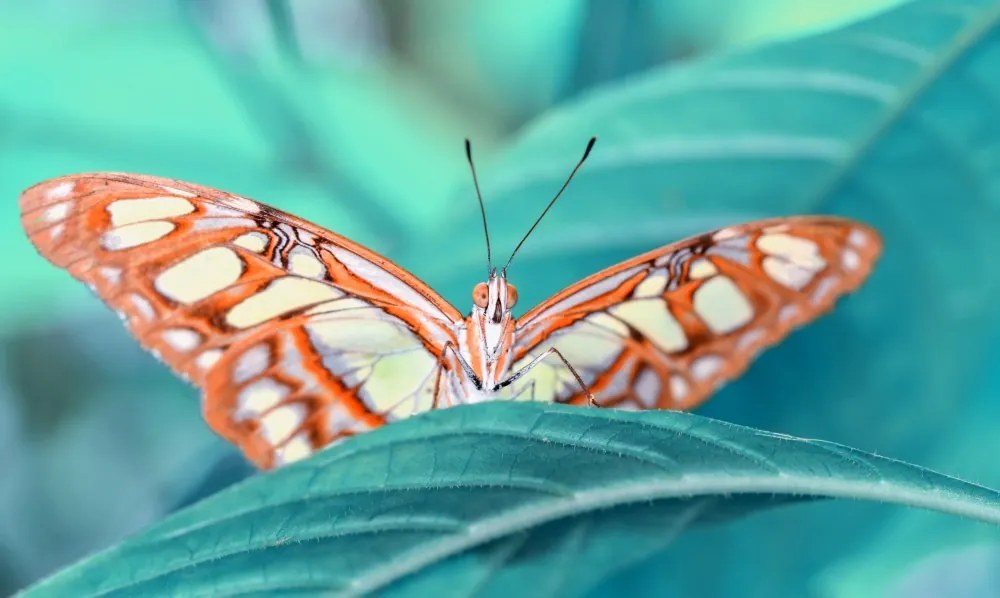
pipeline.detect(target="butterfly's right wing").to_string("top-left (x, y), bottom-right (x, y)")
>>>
top-left (20, 173), bottom-right (466, 468)
top-left (511, 217), bottom-right (882, 410)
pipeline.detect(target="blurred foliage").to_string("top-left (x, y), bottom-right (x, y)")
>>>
top-left (4, 0), bottom-right (1000, 596)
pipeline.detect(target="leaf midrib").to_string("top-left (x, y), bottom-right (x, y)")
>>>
top-left (54, 471), bottom-right (1000, 598)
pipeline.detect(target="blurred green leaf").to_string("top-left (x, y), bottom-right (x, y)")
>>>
top-left (0, 317), bottom-right (239, 592)
top-left (0, 364), bottom-right (228, 593)
top-left (180, 0), bottom-right (480, 233)
top-left (21, 403), bottom-right (1000, 597)
top-left (443, 0), bottom-right (1000, 308)
top-left (884, 543), bottom-right (1000, 597)
top-left (390, 0), bottom-right (907, 130)
top-left (713, 0), bottom-right (911, 48)
top-left (393, 0), bottom-right (588, 128)
top-left (0, 3), bottom-right (476, 323)
top-left (814, 332), bottom-right (1000, 598)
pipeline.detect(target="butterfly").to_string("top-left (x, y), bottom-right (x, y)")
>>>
top-left (19, 138), bottom-right (881, 469)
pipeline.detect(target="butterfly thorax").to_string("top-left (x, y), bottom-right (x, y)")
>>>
top-left (457, 270), bottom-right (519, 396)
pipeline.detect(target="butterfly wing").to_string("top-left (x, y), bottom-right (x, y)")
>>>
top-left (511, 217), bottom-right (881, 409)
top-left (20, 173), bottom-right (465, 468)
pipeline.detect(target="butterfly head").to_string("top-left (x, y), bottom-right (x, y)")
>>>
top-left (463, 135), bottom-right (592, 345)
top-left (473, 268), bottom-right (518, 325)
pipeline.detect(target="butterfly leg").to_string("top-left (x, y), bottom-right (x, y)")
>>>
top-left (511, 379), bottom-right (537, 402)
top-left (496, 347), bottom-right (596, 406)
top-left (432, 341), bottom-right (481, 407)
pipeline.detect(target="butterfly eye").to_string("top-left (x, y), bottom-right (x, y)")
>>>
top-left (506, 283), bottom-right (518, 307)
top-left (473, 282), bottom-right (489, 308)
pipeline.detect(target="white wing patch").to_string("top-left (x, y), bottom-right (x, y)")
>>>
top-left (305, 311), bottom-right (441, 419)
top-left (100, 196), bottom-right (197, 250)
top-left (233, 344), bottom-right (271, 383)
top-left (259, 403), bottom-right (306, 444)
top-left (633, 269), bottom-right (668, 297)
top-left (43, 201), bottom-right (71, 223)
top-left (226, 277), bottom-right (343, 329)
top-left (275, 433), bottom-right (314, 466)
top-left (610, 299), bottom-right (687, 353)
top-left (236, 378), bottom-right (288, 420)
top-left (161, 327), bottom-right (201, 352)
top-left (693, 276), bottom-right (754, 334)
top-left (688, 259), bottom-right (718, 279)
top-left (288, 247), bottom-right (328, 278)
top-left (196, 349), bottom-right (224, 371)
top-left (154, 247), bottom-right (243, 304)
top-left (101, 221), bottom-right (176, 250)
top-left (233, 231), bottom-right (269, 253)
top-left (756, 232), bottom-right (826, 290)
top-left (106, 196), bottom-right (195, 226)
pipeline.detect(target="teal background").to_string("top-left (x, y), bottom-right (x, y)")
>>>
top-left (3, 1), bottom-right (1000, 596)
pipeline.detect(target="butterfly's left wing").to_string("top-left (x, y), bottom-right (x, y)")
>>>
top-left (20, 173), bottom-right (466, 468)
top-left (511, 217), bottom-right (881, 409)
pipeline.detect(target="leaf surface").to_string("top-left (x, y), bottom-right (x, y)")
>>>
top-left (22, 403), bottom-right (1000, 597)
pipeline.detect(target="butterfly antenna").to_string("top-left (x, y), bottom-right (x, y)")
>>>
top-left (465, 139), bottom-right (493, 274)
top-left (503, 136), bottom-right (596, 272)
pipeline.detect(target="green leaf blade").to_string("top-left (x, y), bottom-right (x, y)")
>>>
top-left (22, 403), bottom-right (1000, 597)
top-left (432, 0), bottom-right (1000, 321)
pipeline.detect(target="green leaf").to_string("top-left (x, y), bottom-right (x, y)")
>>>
top-left (706, 0), bottom-right (910, 49)
top-left (436, 0), bottom-right (1000, 311)
top-left (397, 0), bottom-right (588, 126)
top-left (22, 403), bottom-right (1000, 597)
